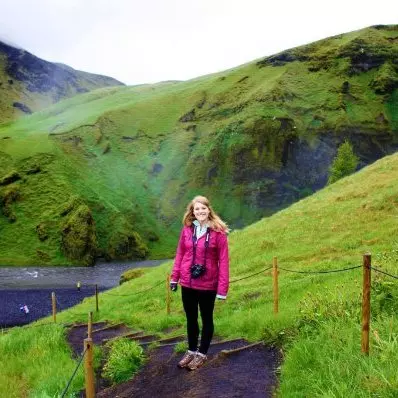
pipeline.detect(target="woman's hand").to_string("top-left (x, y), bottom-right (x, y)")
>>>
top-left (170, 282), bottom-right (178, 292)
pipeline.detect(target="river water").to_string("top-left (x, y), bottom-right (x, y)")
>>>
top-left (0, 259), bottom-right (168, 289)
top-left (0, 259), bottom-right (169, 327)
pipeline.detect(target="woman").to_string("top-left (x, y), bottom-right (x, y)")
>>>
top-left (170, 195), bottom-right (229, 370)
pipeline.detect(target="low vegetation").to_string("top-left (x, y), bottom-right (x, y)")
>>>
top-left (102, 338), bottom-right (144, 384)
top-left (119, 268), bottom-right (146, 285)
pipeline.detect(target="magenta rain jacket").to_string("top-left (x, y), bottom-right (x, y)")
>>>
top-left (171, 226), bottom-right (229, 297)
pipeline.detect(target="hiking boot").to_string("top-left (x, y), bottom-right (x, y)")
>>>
top-left (187, 352), bottom-right (207, 370)
top-left (177, 351), bottom-right (196, 368)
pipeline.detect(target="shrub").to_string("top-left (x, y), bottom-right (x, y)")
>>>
top-left (102, 338), bottom-right (144, 384)
top-left (119, 268), bottom-right (145, 285)
top-left (328, 140), bottom-right (359, 184)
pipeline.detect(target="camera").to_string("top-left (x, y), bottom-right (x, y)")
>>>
top-left (190, 263), bottom-right (205, 279)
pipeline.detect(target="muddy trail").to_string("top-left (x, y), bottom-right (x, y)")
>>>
top-left (67, 322), bottom-right (282, 397)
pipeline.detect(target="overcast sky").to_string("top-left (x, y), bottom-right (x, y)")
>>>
top-left (0, 0), bottom-right (396, 85)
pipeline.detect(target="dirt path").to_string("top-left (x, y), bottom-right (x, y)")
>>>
top-left (66, 323), bottom-right (282, 398)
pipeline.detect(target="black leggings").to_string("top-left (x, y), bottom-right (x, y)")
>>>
top-left (181, 286), bottom-right (216, 355)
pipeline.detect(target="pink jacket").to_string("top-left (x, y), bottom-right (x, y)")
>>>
top-left (171, 226), bottom-right (229, 297)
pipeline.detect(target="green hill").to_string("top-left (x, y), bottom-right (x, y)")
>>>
top-left (0, 25), bottom-right (397, 265)
top-left (0, 40), bottom-right (124, 123)
top-left (1, 133), bottom-right (397, 397)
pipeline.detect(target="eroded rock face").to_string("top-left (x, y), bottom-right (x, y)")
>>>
top-left (197, 115), bottom-right (398, 219)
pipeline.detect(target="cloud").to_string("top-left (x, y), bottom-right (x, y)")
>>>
top-left (0, 0), bottom-right (396, 85)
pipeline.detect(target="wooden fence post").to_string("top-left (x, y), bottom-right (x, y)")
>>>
top-left (166, 273), bottom-right (171, 315)
top-left (361, 253), bottom-right (371, 355)
top-left (273, 257), bottom-right (279, 314)
top-left (84, 338), bottom-right (95, 398)
top-left (88, 311), bottom-right (93, 339)
top-left (95, 284), bottom-right (99, 312)
top-left (51, 292), bottom-right (56, 323)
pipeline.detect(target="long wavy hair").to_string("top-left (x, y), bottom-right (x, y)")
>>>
top-left (182, 195), bottom-right (230, 233)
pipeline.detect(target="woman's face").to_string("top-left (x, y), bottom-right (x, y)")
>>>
top-left (193, 202), bottom-right (210, 224)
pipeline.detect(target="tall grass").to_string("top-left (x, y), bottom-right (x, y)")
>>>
top-left (0, 324), bottom-right (84, 398)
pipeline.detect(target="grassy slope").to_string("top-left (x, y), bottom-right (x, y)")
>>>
top-left (1, 148), bottom-right (397, 397)
top-left (0, 25), bottom-right (397, 266)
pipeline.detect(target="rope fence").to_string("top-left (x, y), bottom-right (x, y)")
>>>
top-left (102, 280), bottom-right (164, 297)
top-left (55, 296), bottom-right (88, 318)
top-left (277, 265), bottom-right (362, 274)
top-left (61, 346), bottom-right (88, 398)
top-left (11, 256), bottom-right (397, 334)
top-left (371, 266), bottom-right (398, 280)
top-left (230, 266), bottom-right (273, 283)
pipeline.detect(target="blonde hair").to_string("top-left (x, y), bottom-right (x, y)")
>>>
top-left (182, 195), bottom-right (230, 233)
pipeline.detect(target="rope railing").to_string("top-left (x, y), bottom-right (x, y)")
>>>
top-left (10, 259), bottom-right (395, 334)
top-left (277, 265), bottom-right (362, 274)
top-left (370, 266), bottom-right (398, 280)
top-left (102, 280), bottom-right (164, 297)
top-left (55, 296), bottom-right (88, 317)
top-left (230, 266), bottom-right (273, 283)
top-left (61, 346), bottom-right (88, 398)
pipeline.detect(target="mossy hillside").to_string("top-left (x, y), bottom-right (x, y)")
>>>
top-left (0, 25), bottom-right (397, 265)
top-left (1, 146), bottom-right (397, 397)
top-left (0, 140), bottom-right (154, 265)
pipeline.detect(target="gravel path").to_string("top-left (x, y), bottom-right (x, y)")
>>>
top-left (0, 286), bottom-right (106, 328)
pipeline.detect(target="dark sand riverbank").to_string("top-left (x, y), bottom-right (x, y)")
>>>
top-left (0, 286), bottom-right (106, 328)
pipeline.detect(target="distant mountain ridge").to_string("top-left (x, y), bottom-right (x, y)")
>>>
top-left (0, 40), bottom-right (124, 122)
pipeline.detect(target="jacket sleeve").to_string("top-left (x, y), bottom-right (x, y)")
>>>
top-left (171, 227), bottom-right (186, 282)
top-left (217, 232), bottom-right (229, 298)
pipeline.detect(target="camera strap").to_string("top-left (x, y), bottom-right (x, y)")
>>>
top-left (192, 225), bottom-right (211, 268)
